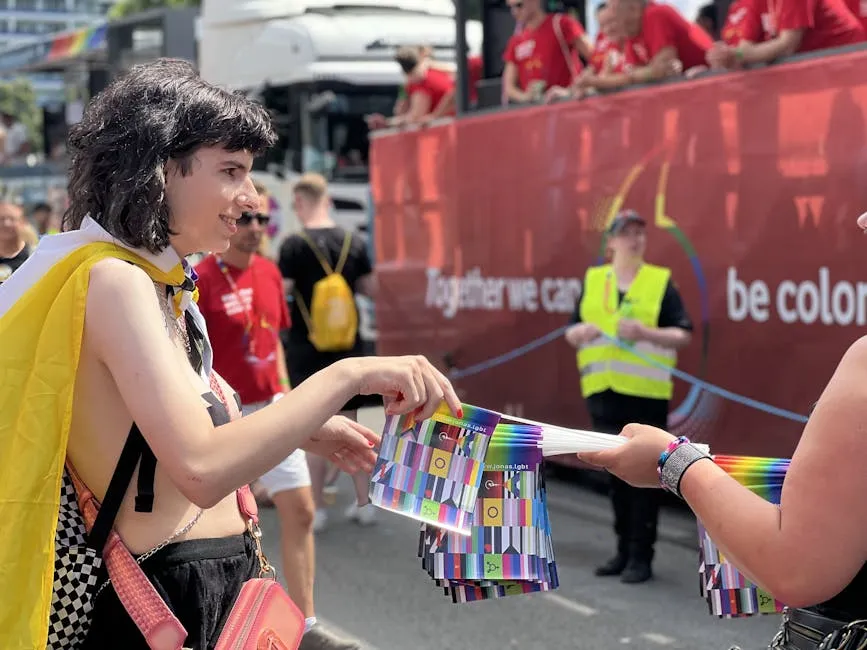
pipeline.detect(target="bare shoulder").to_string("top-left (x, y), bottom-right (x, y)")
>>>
top-left (88, 256), bottom-right (159, 296)
top-left (840, 334), bottom-right (867, 365)
top-left (822, 335), bottom-right (867, 394)
top-left (85, 258), bottom-right (164, 353)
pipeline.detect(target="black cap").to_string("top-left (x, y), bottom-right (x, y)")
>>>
top-left (606, 209), bottom-right (647, 235)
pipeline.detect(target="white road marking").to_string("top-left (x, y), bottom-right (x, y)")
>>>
top-left (542, 592), bottom-right (598, 616)
top-left (641, 632), bottom-right (677, 646)
top-left (315, 616), bottom-right (381, 650)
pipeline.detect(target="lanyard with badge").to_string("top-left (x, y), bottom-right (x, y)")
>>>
top-left (215, 256), bottom-right (277, 369)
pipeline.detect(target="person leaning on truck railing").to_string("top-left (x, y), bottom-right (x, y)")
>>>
top-left (500, 0), bottom-right (593, 105)
top-left (577, 214), bottom-right (867, 648)
top-left (546, 3), bottom-right (628, 102)
top-left (707, 0), bottom-right (865, 70)
top-left (577, 0), bottom-right (711, 93)
top-left (365, 45), bottom-right (483, 129)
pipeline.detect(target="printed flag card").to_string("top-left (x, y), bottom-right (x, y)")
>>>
top-left (375, 401), bottom-right (683, 605)
top-left (368, 402), bottom-right (501, 535)
top-left (698, 455), bottom-right (788, 618)
top-left (420, 421), bottom-right (559, 602)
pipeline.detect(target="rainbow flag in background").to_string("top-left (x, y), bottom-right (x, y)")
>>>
top-left (46, 23), bottom-right (106, 62)
top-left (698, 454), bottom-right (790, 618)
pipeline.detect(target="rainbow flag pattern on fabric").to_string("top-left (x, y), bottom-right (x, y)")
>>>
top-left (368, 403), bottom-right (501, 535)
top-left (698, 454), bottom-right (789, 618)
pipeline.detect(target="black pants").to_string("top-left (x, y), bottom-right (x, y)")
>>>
top-left (83, 533), bottom-right (258, 650)
top-left (591, 409), bottom-right (667, 564)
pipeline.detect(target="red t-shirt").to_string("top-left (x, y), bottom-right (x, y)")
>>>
top-left (843, 0), bottom-right (867, 32)
top-left (624, 2), bottom-right (713, 70)
top-left (590, 32), bottom-right (626, 73)
top-left (769, 0), bottom-right (865, 52)
top-left (722, 0), bottom-right (767, 44)
top-left (406, 68), bottom-right (455, 116)
top-left (195, 254), bottom-right (290, 405)
top-left (503, 13), bottom-right (586, 91)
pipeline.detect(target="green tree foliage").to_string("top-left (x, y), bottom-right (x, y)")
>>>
top-left (108, 0), bottom-right (200, 19)
top-left (0, 78), bottom-right (42, 154)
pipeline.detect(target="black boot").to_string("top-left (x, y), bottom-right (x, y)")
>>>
top-left (594, 553), bottom-right (628, 577)
top-left (620, 558), bottom-right (653, 584)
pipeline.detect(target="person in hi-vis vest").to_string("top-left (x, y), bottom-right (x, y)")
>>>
top-left (565, 210), bottom-right (693, 584)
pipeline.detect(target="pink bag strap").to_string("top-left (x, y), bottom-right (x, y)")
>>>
top-left (67, 464), bottom-right (188, 650)
top-left (208, 372), bottom-right (260, 525)
top-left (553, 13), bottom-right (580, 84)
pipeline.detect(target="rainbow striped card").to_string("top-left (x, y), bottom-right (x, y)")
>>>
top-left (419, 421), bottom-right (559, 603)
top-left (368, 403), bottom-right (502, 535)
top-left (698, 454), bottom-right (789, 618)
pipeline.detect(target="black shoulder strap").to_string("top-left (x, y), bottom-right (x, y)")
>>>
top-left (135, 446), bottom-right (157, 513)
top-left (126, 287), bottom-right (206, 518)
top-left (87, 423), bottom-right (146, 553)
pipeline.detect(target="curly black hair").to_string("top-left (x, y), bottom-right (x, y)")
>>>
top-left (63, 58), bottom-right (276, 254)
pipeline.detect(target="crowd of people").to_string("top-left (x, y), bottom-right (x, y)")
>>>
top-left (367, 0), bottom-right (867, 126)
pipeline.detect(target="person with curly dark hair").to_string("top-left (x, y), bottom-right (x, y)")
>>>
top-left (0, 58), bottom-right (460, 649)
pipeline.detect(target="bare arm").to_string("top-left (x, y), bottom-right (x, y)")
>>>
top-left (388, 92), bottom-right (432, 127)
top-left (502, 62), bottom-right (531, 103)
top-left (641, 326), bottom-right (692, 350)
top-left (582, 46), bottom-right (679, 91)
top-left (574, 34), bottom-right (595, 62)
top-left (87, 260), bottom-right (456, 508)
top-left (738, 29), bottom-right (803, 63)
top-left (681, 337), bottom-right (867, 606)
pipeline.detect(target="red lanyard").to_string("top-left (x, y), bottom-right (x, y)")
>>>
top-left (215, 256), bottom-right (273, 361)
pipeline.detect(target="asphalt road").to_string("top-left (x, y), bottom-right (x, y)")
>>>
top-left (256, 408), bottom-right (781, 650)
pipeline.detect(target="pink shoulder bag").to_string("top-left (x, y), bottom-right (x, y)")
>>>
top-left (211, 377), bottom-right (306, 650)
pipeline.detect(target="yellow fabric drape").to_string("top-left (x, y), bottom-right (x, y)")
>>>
top-left (0, 242), bottom-right (185, 650)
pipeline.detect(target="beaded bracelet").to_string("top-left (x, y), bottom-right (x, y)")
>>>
top-left (657, 436), bottom-right (690, 479)
top-left (658, 436), bottom-right (713, 498)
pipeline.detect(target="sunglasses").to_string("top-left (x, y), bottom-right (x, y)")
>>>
top-left (238, 212), bottom-right (271, 227)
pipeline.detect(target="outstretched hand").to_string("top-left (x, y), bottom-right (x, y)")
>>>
top-left (303, 415), bottom-right (380, 475)
top-left (351, 355), bottom-right (462, 421)
top-left (578, 423), bottom-right (677, 489)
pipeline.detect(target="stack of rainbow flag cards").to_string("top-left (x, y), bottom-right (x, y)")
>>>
top-left (369, 400), bottom-right (754, 609)
top-left (420, 421), bottom-right (559, 602)
top-left (697, 454), bottom-right (789, 617)
top-left (369, 404), bottom-right (559, 602)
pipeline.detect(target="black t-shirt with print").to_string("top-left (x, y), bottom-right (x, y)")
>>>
top-left (0, 246), bottom-right (29, 284)
top-left (569, 277), bottom-right (694, 425)
top-left (277, 226), bottom-right (372, 349)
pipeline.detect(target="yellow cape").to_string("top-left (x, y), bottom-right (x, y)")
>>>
top-left (0, 242), bottom-right (186, 650)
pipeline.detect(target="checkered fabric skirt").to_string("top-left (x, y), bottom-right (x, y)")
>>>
top-left (46, 470), bottom-right (102, 649)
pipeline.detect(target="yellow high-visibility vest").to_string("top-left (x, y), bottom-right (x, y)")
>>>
top-left (577, 263), bottom-right (676, 400)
